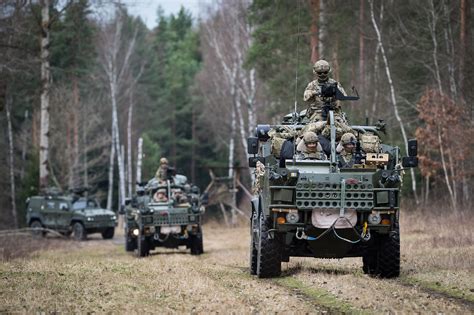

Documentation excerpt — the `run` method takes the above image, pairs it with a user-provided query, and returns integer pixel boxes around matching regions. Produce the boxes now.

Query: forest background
[0,0,472,228]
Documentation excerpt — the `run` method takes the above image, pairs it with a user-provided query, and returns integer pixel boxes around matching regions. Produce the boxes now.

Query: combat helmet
[340,133,356,146]
[313,59,331,81]
[303,131,319,144]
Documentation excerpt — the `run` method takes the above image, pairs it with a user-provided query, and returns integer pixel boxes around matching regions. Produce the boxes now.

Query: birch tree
[98,8,141,209]
[39,0,51,190]
[369,0,418,203]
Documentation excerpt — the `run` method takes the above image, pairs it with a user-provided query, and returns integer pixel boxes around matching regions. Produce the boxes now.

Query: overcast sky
[123,0,212,29]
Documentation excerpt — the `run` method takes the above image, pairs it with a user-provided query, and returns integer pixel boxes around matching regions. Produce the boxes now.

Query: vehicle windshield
[72,199,98,210]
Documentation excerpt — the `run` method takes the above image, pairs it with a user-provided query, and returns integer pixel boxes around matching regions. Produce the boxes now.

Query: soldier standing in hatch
[296,132,327,160]
[303,59,347,122]
[155,157,169,182]
[337,133,358,168]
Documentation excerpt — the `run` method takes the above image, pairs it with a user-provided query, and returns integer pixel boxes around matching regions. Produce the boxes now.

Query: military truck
[248,109,418,278]
[26,189,117,240]
[121,175,206,257]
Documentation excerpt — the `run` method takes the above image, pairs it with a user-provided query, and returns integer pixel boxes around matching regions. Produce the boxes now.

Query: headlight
[368,212,381,225]
[87,217,94,221]
[286,211,300,224]
[132,229,139,236]
[111,215,117,220]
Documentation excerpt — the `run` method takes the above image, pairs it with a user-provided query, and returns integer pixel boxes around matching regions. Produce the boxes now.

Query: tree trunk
[228,106,236,179]
[359,0,365,93]
[136,137,143,184]
[127,90,134,198]
[309,0,320,63]
[459,0,466,92]
[369,0,418,204]
[319,0,325,57]
[191,103,196,183]
[171,104,176,167]
[6,90,18,228]
[83,112,88,188]
[106,126,115,210]
[39,0,51,190]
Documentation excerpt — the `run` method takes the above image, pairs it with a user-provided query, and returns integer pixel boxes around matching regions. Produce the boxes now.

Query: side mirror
[402,156,418,168]
[247,137,259,154]
[124,198,132,206]
[248,156,265,168]
[408,139,417,157]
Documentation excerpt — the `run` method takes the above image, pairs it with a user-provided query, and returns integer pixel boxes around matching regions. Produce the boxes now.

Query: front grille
[296,183,374,210]
[152,213,191,225]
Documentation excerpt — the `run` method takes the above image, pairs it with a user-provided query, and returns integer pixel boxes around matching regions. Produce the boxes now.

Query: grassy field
[0,211,473,313]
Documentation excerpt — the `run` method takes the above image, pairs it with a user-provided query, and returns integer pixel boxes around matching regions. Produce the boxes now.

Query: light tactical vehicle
[26,189,117,240]
[122,175,206,257]
[248,92,418,278]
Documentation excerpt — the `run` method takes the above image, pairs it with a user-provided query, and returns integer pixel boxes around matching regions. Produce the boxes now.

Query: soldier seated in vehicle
[172,188,189,205]
[337,132,359,168]
[296,132,327,160]
[153,188,168,202]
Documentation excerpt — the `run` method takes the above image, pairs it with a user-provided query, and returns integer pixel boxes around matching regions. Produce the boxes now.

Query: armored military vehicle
[26,189,117,240]
[248,107,418,278]
[121,175,206,257]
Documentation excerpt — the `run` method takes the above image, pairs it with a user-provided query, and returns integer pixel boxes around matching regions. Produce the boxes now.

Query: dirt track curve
[1,213,473,313]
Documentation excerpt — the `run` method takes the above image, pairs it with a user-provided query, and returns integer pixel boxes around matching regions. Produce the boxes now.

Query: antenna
[293,0,301,118]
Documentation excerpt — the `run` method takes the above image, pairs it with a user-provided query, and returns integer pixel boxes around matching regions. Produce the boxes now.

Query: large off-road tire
[72,222,87,241]
[136,235,149,257]
[101,227,115,239]
[256,212,283,278]
[249,209,258,275]
[363,222,400,278]
[30,220,45,238]
[190,229,204,255]
[125,235,136,252]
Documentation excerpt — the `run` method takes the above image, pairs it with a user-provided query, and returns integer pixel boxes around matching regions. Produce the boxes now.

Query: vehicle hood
[82,208,116,217]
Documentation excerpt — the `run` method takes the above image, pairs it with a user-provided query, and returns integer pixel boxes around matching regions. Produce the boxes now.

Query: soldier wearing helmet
[155,157,170,182]
[303,59,347,122]
[296,131,327,160]
[153,188,168,202]
[337,133,358,168]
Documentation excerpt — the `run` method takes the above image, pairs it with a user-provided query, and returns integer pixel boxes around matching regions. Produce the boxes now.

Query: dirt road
[1,212,473,313]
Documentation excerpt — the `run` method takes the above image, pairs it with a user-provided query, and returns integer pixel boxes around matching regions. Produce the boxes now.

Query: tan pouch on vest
[361,133,380,153]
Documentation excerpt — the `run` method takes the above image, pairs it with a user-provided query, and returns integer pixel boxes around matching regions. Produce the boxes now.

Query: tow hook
[296,227,317,241]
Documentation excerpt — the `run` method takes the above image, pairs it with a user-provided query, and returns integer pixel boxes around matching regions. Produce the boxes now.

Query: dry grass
[0,209,473,313]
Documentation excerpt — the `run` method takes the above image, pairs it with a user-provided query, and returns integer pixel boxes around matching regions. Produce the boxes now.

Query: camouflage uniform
[155,157,169,181]
[337,133,357,168]
[296,132,327,160]
[252,161,266,194]
[303,60,347,122]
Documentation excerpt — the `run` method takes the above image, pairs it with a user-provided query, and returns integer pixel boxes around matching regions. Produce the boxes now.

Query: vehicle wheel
[30,220,45,238]
[125,235,136,252]
[256,212,283,278]
[363,222,400,278]
[136,235,149,257]
[101,227,115,239]
[72,222,87,241]
[377,223,400,278]
[250,209,258,275]
[362,248,377,275]
[190,229,204,255]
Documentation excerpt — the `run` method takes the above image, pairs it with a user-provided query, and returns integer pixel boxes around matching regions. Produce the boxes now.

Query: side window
[46,201,56,209]
[59,202,69,211]
[73,200,87,210]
